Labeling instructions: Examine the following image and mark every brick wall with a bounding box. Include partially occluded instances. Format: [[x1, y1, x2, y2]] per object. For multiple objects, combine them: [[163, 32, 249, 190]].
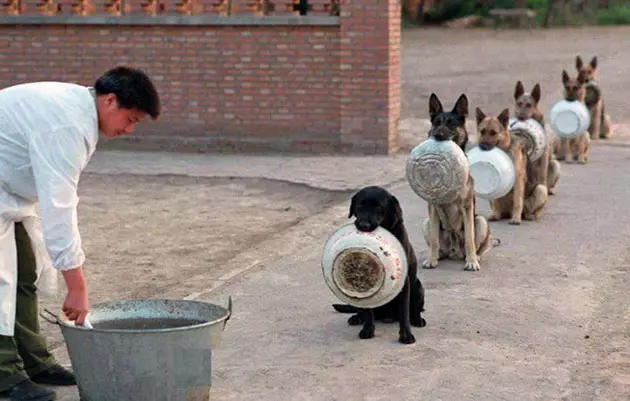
[[0, 1, 401, 154]]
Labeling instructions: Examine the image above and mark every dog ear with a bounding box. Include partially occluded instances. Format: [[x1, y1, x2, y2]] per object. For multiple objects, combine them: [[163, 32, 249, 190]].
[[498, 108, 510, 128], [514, 81, 525, 100], [562, 70, 570, 86], [590, 56, 597, 70], [429, 93, 443, 121], [531, 83, 541, 104], [348, 194, 357, 218], [453, 94, 469, 119], [576, 55, 583, 70], [475, 106, 486, 126]]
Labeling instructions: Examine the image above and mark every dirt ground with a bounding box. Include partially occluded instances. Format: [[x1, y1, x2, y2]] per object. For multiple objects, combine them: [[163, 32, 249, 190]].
[[39, 174, 351, 349], [401, 26, 630, 124]]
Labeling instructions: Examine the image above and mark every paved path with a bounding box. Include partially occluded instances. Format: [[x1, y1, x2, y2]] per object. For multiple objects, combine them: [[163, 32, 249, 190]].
[[47, 142, 630, 401]]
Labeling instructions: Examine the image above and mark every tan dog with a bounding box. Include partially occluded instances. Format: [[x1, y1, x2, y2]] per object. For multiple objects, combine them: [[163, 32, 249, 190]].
[[513, 81, 561, 195], [421, 93, 492, 272], [575, 55, 612, 139], [557, 70, 591, 164], [475, 107, 548, 225]]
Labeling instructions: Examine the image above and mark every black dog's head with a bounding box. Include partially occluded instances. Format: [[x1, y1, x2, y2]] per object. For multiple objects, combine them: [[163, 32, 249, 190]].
[[348, 186, 403, 232], [428, 93, 469, 151]]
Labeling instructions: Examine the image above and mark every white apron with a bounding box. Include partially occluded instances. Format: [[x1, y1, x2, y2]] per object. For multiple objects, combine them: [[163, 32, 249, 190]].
[[0, 82, 98, 336]]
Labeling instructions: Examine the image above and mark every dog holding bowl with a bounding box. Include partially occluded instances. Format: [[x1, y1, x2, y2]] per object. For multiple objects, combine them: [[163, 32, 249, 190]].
[[407, 93, 494, 272], [323, 186, 426, 345], [549, 70, 591, 164], [470, 107, 549, 225], [513, 80, 561, 195]]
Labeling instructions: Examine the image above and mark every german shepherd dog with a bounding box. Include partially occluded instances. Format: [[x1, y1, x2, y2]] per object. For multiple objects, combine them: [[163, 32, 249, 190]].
[[559, 70, 591, 164], [575, 55, 612, 140], [513, 81, 561, 195], [421, 93, 493, 272], [475, 106, 548, 225], [332, 186, 426, 344]]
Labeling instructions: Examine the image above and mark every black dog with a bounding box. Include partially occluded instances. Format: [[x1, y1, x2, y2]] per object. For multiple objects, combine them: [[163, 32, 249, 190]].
[[331, 186, 426, 344]]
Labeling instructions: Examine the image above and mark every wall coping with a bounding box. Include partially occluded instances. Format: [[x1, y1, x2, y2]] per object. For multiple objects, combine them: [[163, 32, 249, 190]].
[[0, 15, 340, 26]]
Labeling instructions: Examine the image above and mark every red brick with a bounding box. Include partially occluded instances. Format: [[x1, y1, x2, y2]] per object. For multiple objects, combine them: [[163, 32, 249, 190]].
[[0, 2, 400, 154]]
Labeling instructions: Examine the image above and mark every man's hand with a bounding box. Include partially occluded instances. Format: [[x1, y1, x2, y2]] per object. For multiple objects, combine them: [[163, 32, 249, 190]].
[[61, 266, 89, 326]]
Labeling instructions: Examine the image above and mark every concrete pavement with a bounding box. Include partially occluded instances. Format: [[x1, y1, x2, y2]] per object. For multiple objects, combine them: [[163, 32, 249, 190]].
[[46, 141, 629, 401], [197, 143, 630, 401]]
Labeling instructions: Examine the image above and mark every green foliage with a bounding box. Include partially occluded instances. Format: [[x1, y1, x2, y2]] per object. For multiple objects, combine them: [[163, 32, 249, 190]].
[[597, 4, 630, 25]]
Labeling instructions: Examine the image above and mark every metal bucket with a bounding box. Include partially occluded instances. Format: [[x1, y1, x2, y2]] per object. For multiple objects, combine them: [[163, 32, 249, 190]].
[[42, 298, 232, 401]]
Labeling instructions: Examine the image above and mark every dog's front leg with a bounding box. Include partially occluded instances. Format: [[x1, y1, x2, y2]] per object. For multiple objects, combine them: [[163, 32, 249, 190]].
[[510, 150, 526, 225], [397, 277, 415, 344], [422, 205, 441, 269], [577, 134, 590, 165], [358, 309, 375, 339], [562, 138, 573, 164], [461, 204, 480, 271], [589, 103, 602, 141]]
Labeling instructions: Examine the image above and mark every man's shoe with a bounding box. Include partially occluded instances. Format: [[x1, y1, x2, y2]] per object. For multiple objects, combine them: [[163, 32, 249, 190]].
[[29, 365, 76, 386], [0, 379, 56, 401]]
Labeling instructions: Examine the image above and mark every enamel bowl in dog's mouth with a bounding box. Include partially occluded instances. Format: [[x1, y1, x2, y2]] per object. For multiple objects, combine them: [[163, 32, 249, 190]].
[[466, 145, 516, 200], [508, 117, 548, 162], [406, 137, 469, 205], [549, 100, 591, 138], [321, 223, 408, 309]]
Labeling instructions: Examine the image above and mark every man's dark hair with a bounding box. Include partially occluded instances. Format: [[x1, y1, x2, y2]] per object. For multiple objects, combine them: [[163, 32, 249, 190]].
[[94, 66, 161, 120]]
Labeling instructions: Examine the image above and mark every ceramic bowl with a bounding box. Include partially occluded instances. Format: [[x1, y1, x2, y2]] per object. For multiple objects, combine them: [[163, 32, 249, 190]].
[[508, 117, 548, 162], [466, 145, 516, 200], [321, 223, 408, 309], [406, 137, 469, 204], [549, 100, 591, 138]]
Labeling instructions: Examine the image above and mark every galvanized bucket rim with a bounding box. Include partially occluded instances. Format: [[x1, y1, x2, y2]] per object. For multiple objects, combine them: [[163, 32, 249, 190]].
[[42, 297, 232, 334]]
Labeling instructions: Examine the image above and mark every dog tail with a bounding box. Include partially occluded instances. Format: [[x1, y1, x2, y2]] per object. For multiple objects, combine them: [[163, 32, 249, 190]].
[[332, 304, 360, 314]]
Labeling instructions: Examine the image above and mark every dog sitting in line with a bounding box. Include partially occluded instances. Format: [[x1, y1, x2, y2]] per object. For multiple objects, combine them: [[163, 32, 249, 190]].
[[513, 80, 561, 195], [420, 93, 493, 272], [575, 55, 612, 140], [558, 70, 591, 164], [475, 106, 548, 225], [331, 186, 426, 345]]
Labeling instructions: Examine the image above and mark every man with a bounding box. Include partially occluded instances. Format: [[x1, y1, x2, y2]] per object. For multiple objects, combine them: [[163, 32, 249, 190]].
[[0, 66, 160, 400]]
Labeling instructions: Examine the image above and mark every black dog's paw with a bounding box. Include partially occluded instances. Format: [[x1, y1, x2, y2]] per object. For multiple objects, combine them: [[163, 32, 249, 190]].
[[398, 330, 416, 345], [411, 316, 427, 328], [348, 314, 363, 326], [359, 325, 375, 339]]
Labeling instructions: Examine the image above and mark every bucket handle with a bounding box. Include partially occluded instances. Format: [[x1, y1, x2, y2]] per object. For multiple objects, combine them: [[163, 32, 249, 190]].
[[223, 295, 233, 330], [41, 308, 60, 326]]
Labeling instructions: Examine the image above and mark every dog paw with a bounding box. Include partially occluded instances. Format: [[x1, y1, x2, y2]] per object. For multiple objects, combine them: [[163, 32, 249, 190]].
[[464, 260, 481, 271], [488, 214, 501, 221], [411, 316, 427, 328], [348, 314, 363, 326], [578, 159, 587, 165], [548, 188, 556, 196], [398, 331, 416, 345], [523, 213, 537, 221], [422, 259, 438, 269], [359, 325, 375, 339], [509, 218, 521, 225], [564, 159, 574, 164]]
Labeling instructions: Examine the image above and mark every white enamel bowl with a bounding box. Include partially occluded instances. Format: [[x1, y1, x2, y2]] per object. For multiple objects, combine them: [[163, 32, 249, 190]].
[[508, 117, 548, 162], [321, 223, 408, 309], [406, 137, 469, 205], [466, 145, 516, 200], [549, 100, 591, 138]]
